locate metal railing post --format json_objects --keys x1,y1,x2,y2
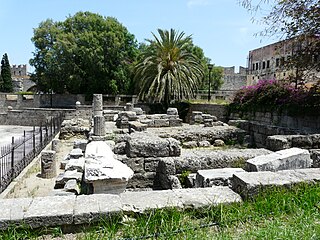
[
  {"x1": 11, "y1": 137, "x2": 14, "y2": 179},
  {"x1": 33, "y1": 126, "x2": 36, "y2": 157}
]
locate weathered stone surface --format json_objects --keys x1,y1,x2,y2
[
  {"x1": 118, "y1": 156, "x2": 144, "y2": 173},
  {"x1": 51, "y1": 139, "x2": 60, "y2": 152},
  {"x1": 174, "y1": 148, "x2": 272, "y2": 174},
  {"x1": 55, "y1": 170, "x2": 83, "y2": 188},
  {"x1": 120, "y1": 190, "x2": 182, "y2": 213},
  {"x1": 310, "y1": 149, "x2": 320, "y2": 168},
  {"x1": 114, "y1": 142, "x2": 126, "y2": 155},
  {"x1": 167, "y1": 108, "x2": 178, "y2": 115},
  {"x1": 196, "y1": 168, "x2": 246, "y2": 187},
  {"x1": 133, "y1": 107, "x2": 144, "y2": 115},
  {"x1": 0, "y1": 198, "x2": 33, "y2": 230},
  {"x1": 41, "y1": 150, "x2": 56, "y2": 179},
  {"x1": 168, "y1": 175, "x2": 182, "y2": 189},
  {"x1": 127, "y1": 172, "x2": 155, "y2": 188},
  {"x1": 182, "y1": 141, "x2": 198, "y2": 149},
  {"x1": 69, "y1": 148, "x2": 83, "y2": 159},
  {"x1": 203, "y1": 119, "x2": 213, "y2": 127},
  {"x1": 73, "y1": 139, "x2": 87, "y2": 152},
  {"x1": 153, "y1": 119, "x2": 170, "y2": 127},
  {"x1": 24, "y1": 196, "x2": 75, "y2": 228},
  {"x1": 74, "y1": 194, "x2": 121, "y2": 224},
  {"x1": 246, "y1": 147, "x2": 312, "y2": 172},
  {"x1": 198, "y1": 140, "x2": 211, "y2": 148},
  {"x1": 144, "y1": 157, "x2": 161, "y2": 172},
  {"x1": 129, "y1": 121, "x2": 147, "y2": 132},
  {"x1": 154, "y1": 157, "x2": 177, "y2": 190},
  {"x1": 84, "y1": 141, "x2": 134, "y2": 194},
  {"x1": 65, "y1": 157, "x2": 85, "y2": 172},
  {"x1": 231, "y1": 168, "x2": 320, "y2": 199},
  {"x1": 213, "y1": 139, "x2": 225, "y2": 147},
  {"x1": 126, "y1": 133, "x2": 181, "y2": 158},
  {"x1": 169, "y1": 118, "x2": 183, "y2": 127},
  {"x1": 59, "y1": 118, "x2": 90, "y2": 140},
  {"x1": 64, "y1": 179, "x2": 80, "y2": 194},
  {"x1": 125, "y1": 103, "x2": 134, "y2": 112},
  {"x1": 291, "y1": 135, "x2": 313, "y2": 148}
]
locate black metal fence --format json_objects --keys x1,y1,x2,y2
[{"x1": 0, "y1": 114, "x2": 64, "y2": 194}]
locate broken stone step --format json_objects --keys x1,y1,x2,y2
[
  {"x1": 231, "y1": 168, "x2": 320, "y2": 199},
  {"x1": 245, "y1": 147, "x2": 312, "y2": 172},
  {"x1": 196, "y1": 168, "x2": 246, "y2": 187}
]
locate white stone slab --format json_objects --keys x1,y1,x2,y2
[
  {"x1": 120, "y1": 190, "x2": 182, "y2": 213},
  {"x1": 23, "y1": 195, "x2": 76, "y2": 228},
  {"x1": 0, "y1": 198, "x2": 33, "y2": 229},
  {"x1": 246, "y1": 147, "x2": 311, "y2": 172},
  {"x1": 74, "y1": 194, "x2": 121, "y2": 224}
]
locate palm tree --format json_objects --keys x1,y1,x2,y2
[{"x1": 134, "y1": 29, "x2": 204, "y2": 108}]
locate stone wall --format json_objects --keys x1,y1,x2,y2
[
  {"x1": 187, "y1": 104, "x2": 228, "y2": 123},
  {"x1": 220, "y1": 66, "x2": 247, "y2": 91}
]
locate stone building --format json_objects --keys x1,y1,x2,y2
[
  {"x1": 247, "y1": 38, "x2": 319, "y2": 86},
  {"x1": 11, "y1": 64, "x2": 28, "y2": 77},
  {"x1": 220, "y1": 66, "x2": 247, "y2": 91}
]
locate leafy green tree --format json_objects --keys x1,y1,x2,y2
[
  {"x1": 30, "y1": 12, "x2": 138, "y2": 95},
  {"x1": 0, "y1": 53, "x2": 13, "y2": 92},
  {"x1": 134, "y1": 29, "x2": 204, "y2": 107}
]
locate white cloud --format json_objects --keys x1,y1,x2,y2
[{"x1": 187, "y1": 0, "x2": 210, "y2": 8}]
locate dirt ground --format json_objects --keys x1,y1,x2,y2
[{"x1": 4, "y1": 138, "x2": 75, "y2": 199}]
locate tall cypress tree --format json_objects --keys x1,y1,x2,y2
[{"x1": 0, "y1": 53, "x2": 13, "y2": 92}]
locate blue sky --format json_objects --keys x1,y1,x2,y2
[{"x1": 0, "y1": 0, "x2": 276, "y2": 73}]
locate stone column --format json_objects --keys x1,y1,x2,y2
[
  {"x1": 51, "y1": 139, "x2": 60, "y2": 152},
  {"x1": 41, "y1": 150, "x2": 56, "y2": 178},
  {"x1": 92, "y1": 94, "x2": 103, "y2": 116},
  {"x1": 94, "y1": 115, "x2": 106, "y2": 136}
]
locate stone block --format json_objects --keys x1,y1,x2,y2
[
  {"x1": 133, "y1": 107, "x2": 144, "y2": 115},
  {"x1": 167, "y1": 108, "x2": 178, "y2": 115},
  {"x1": 291, "y1": 135, "x2": 313, "y2": 148},
  {"x1": 65, "y1": 157, "x2": 85, "y2": 173},
  {"x1": 169, "y1": 118, "x2": 183, "y2": 127},
  {"x1": 113, "y1": 142, "x2": 126, "y2": 155},
  {"x1": 120, "y1": 190, "x2": 182, "y2": 213},
  {"x1": 64, "y1": 179, "x2": 80, "y2": 194},
  {"x1": 231, "y1": 169, "x2": 320, "y2": 199},
  {"x1": 23, "y1": 196, "x2": 76, "y2": 228},
  {"x1": 129, "y1": 121, "x2": 147, "y2": 132},
  {"x1": 69, "y1": 148, "x2": 83, "y2": 159},
  {"x1": 246, "y1": 147, "x2": 311, "y2": 172},
  {"x1": 93, "y1": 115, "x2": 106, "y2": 136},
  {"x1": 198, "y1": 140, "x2": 211, "y2": 148},
  {"x1": 196, "y1": 168, "x2": 246, "y2": 187},
  {"x1": 126, "y1": 133, "x2": 181, "y2": 158},
  {"x1": 144, "y1": 157, "x2": 161, "y2": 172},
  {"x1": 182, "y1": 141, "x2": 198, "y2": 149},
  {"x1": 55, "y1": 170, "x2": 83, "y2": 188},
  {"x1": 203, "y1": 119, "x2": 213, "y2": 127},
  {"x1": 153, "y1": 119, "x2": 170, "y2": 127},
  {"x1": 0, "y1": 198, "x2": 33, "y2": 230},
  {"x1": 51, "y1": 139, "x2": 60, "y2": 152},
  {"x1": 119, "y1": 157, "x2": 144, "y2": 173},
  {"x1": 127, "y1": 172, "x2": 155, "y2": 188},
  {"x1": 73, "y1": 139, "x2": 87, "y2": 152},
  {"x1": 74, "y1": 194, "x2": 121, "y2": 224},
  {"x1": 266, "y1": 135, "x2": 291, "y2": 151},
  {"x1": 92, "y1": 94, "x2": 103, "y2": 116}
]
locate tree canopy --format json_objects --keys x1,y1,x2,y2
[
  {"x1": 30, "y1": 12, "x2": 138, "y2": 95},
  {"x1": 0, "y1": 53, "x2": 13, "y2": 93},
  {"x1": 134, "y1": 29, "x2": 204, "y2": 107}
]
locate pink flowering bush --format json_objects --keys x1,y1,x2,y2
[{"x1": 230, "y1": 79, "x2": 320, "y2": 115}]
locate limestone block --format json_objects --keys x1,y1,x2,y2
[
  {"x1": 169, "y1": 118, "x2": 183, "y2": 127},
  {"x1": 133, "y1": 107, "x2": 144, "y2": 115},
  {"x1": 55, "y1": 170, "x2": 83, "y2": 188},
  {"x1": 41, "y1": 150, "x2": 56, "y2": 179},
  {"x1": 213, "y1": 139, "x2": 225, "y2": 147},
  {"x1": 69, "y1": 148, "x2": 83, "y2": 159},
  {"x1": 129, "y1": 121, "x2": 147, "y2": 132},
  {"x1": 64, "y1": 179, "x2": 80, "y2": 194},
  {"x1": 113, "y1": 142, "x2": 126, "y2": 155},
  {"x1": 196, "y1": 168, "x2": 246, "y2": 187},
  {"x1": 167, "y1": 108, "x2": 178, "y2": 115},
  {"x1": 246, "y1": 147, "x2": 312, "y2": 172},
  {"x1": 266, "y1": 135, "x2": 292, "y2": 151},
  {"x1": 231, "y1": 169, "x2": 320, "y2": 199},
  {"x1": 73, "y1": 139, "x2": 87, "y2": 152},
  {"x1": 153, "y1": 119, "x2": 170, "y2": 127},
  {"x1": 144, "y1": 157, "x2": 161, "y2": 172},
  {"x1": 120, "y1": 190, "x2": 182, "y2": 213},
  {"x1": 203, "y1": 119, "x2": 213, "y2": 127},
  {"x1": 198, "y1": 140, "x2": 211, "y2": 148},
  {"x1": 65, "y1": 157, "x2": 85, "y2": 173},
  {"x1": 125, "y1": 103, "x2": 134, "y2": 111},
  {"x1": 126, "y1": 133, "x2": 181, "y2": 158},
  {"x1": 127, "y1": 172, "x2": 155, "y2": 188},
  {"x1": 74, "y1": 194, "x2": 121, "y2": 224},
  {"x1": 173, "y1": 187, "x2": 242, "y2": 208},
  {"x1": 23, "y1": 196, "x2": 76, "y2": 228},
  {"x1": 85, "y1": 141, "x2": 114, "y2": 160},
  {"x1": 182, "y1": 141, "x2": 198, "y2": 149},
  {"x1": 310, "y1": 135, "x2": 320, "y2": 148},
  {"x1": 119, "y1": 156, "x2": 144, "y2": 173},
  {"x1": 0, "y1": 198, "x2": 33, "y2": 230},
  {"x1": 291, "y1": 135, "x2": 313, "y2": 148}
]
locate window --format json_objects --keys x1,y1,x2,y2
[
  {"x1": 256, "y1": 63, "x2": 258, "y2": 70},
  {"x1": 262, "y1": 61, "x2": 266, "y2": 69},
  {"x1": 267, "y1": 60, "x2": 270, "y2": 68},
  {"x1": 252, "y1": 63, "x2": 255, "y2": 71},
  {"x1": 276, "y1": 58, "x2": 280, "y2": 67},
  {"x1": 280, "y1": 57, "x2": 285, "y2": 66}
]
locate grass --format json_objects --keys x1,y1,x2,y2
[
  {"x1": 1, "y1": 183, "x2": 320, "y2": 239},
  {"x1": 188, "y1": 99, "x2": 230, "y2": 105}
]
